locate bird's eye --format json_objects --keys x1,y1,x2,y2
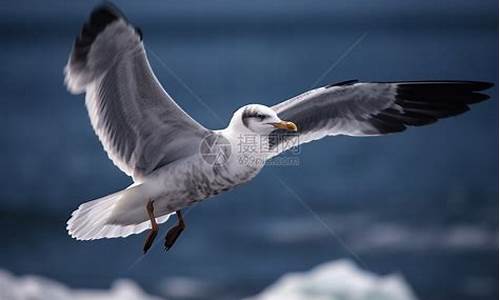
[{"x1": 256, "y1": 114, "x2": 266, "y2": 120}]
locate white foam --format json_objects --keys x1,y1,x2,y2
[
  {"x1": 0, "y1": 270, "x2": 163, "y2": 300},
  {"x1": 245, "y1": 260, "x2": 418, "y2": 300},
  {"x1": 0, "y1": 260, "x2": 418, "y2": 300}
]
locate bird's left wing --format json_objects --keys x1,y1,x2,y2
[
  {"x1": 268, "y1": 80, "x2": 492, "y2": 157},
  {"x1": 65, "y1": 5, "x2": 211, "y2": 179}
]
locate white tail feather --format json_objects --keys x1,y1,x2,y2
[{"x1": 66, "y1": 187, "x2": 171, "y2": 240}]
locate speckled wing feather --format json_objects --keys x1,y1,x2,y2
[
  {"x1": 64, "y1": 5, "x2": 211, "y2": 179},
  {"x1": 269, "y1": 80, "x2": 492, "y2": 157}
]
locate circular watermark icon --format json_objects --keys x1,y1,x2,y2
[{"x1": 199, "y1": 133, "x2": 232, "y2": 166}]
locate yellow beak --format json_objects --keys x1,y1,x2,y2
[{"x1": 272, "y1": 121, "x2": 298, "y2": 132}]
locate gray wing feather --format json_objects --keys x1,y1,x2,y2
[
  {"x1": 65, "y1": 5, "x2": 210, "y2": 178},
  {"x1": 270, "y1": 81, "x2": 492, "y2": 156}
]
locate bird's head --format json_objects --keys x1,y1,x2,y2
[{"x1": 228, "y1": 104, "x2": 298, "y2": 135}]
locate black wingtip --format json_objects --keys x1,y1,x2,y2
[
  {"x1": 92, "y1": 2, "x2": 125, "y2": 20},
  {"x1": 470, "y1": 81, "x2": 494, "y2": 91},
  {"x1": 395, "y1": 80, "x2": 494, "y2": 91},
  {"x1": 366, "y1": 80, "x2": 494, "y2": 135},
  {"x1": 94, "y1": 3, "x2": 144, "y2": 41},
  {"x1": 85, "y1": 3, "x2": 124, "y2": 37},
  {"x1": 445, "y1": 80, "x2": 493, "y2": 91},
  {"x1": 72, "y1": 4, "x2": 122, "y2": 64},
  {"x1": 70, "y1": 2, "x2": 144, "y2": 71},
  {"x1": 396, "y1": 81, "x2": 494, "y2": 106}
]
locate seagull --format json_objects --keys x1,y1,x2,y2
[{"x1": 65, "y1": 4, "x2": 493, "y2": 253}]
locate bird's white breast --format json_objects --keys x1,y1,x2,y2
[{"x1": 143, "y1": 149, "x2": 262, "y2": 216}]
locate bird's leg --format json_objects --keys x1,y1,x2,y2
[
  {"x1": 143, "y1": 200, "x2": 159, "y2": 254},
  {"x1": 164, "y1": 210, "x2": 186, "y2": 251}
]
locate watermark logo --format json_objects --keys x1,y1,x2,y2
[
  {"x1": 237, "y1": 132, "x2": 301, "y2": 167},
  {"x1": 237, "y1": 133, "x2": 301, "y2": 155},
  {"x1": 199, "y1": 134, "x2": 232, "y2": 166},
  {"x1": 199, "y1": 133, "x2": 302, "y2": 167}
]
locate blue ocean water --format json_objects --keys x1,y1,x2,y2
[{"x1": 0, "y1": 1, "x2": 498, "y2": 299}]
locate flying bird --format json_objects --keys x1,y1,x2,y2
[{"x1": 65, "y1": 4, "x2": 493, "y2": 253}]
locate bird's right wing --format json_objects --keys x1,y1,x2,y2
[
  {"x1": 65, "y1": 5, "x2": 211, "y2": 179},
  {"x1": 268, "y1": 80, "x2": 492, "y2": 157}
]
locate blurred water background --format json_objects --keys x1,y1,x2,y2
[{"x1": 0, "y1": 1, "x2": 498, "y2": 299}]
